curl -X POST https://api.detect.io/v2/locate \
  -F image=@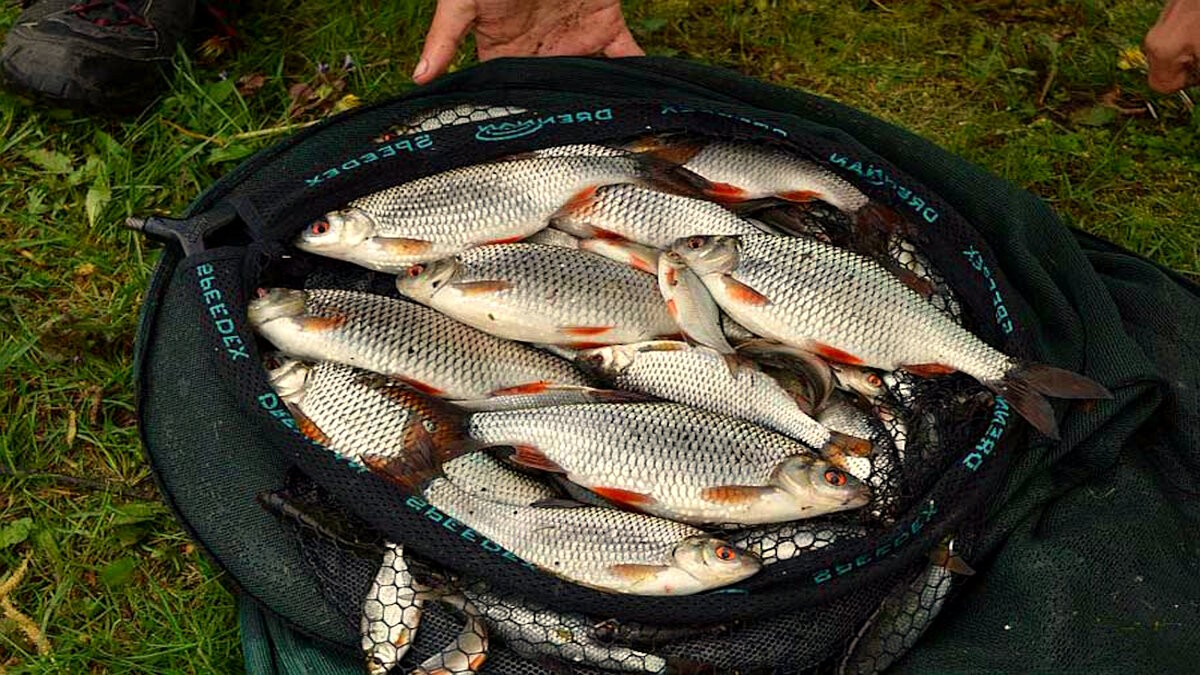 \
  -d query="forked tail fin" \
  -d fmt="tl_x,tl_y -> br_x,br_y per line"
986,363 -> 1111,440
